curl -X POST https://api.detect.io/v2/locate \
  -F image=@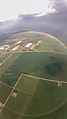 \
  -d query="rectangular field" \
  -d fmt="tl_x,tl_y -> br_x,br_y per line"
1,75 -> 67,119
16,74 -> 39,94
